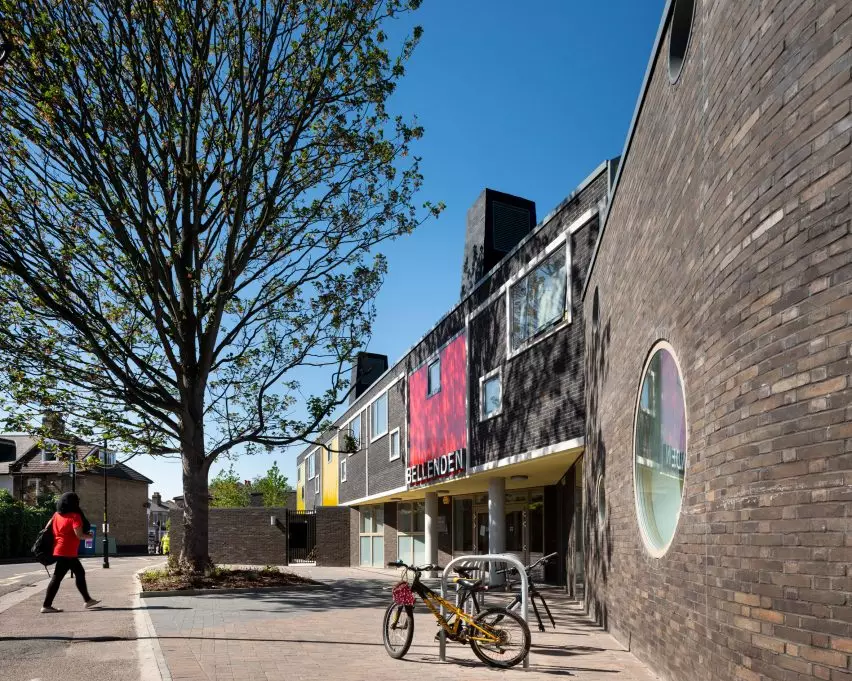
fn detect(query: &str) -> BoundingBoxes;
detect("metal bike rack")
[440,554,530,669]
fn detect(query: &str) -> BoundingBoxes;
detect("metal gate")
[286,510,316,564]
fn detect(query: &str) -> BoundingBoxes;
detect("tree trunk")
[179,416,210,573]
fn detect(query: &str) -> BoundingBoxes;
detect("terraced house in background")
[297,2,851,681]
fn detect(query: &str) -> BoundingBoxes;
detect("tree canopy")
[0,0,438,569]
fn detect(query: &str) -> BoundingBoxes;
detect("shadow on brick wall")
[584,288,613,630]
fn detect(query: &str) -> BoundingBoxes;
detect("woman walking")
[41,492,101,613]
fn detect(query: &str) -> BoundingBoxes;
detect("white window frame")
[479,366,503,421]
[340,456,347,482]
[26,478,41,496]
[344,412,363,454]
[506,232,571,357]
[369,390,389,442]
[427,357,441,397]
[388,427,401,462]
[308,447,319,479]
[326,446,332,464]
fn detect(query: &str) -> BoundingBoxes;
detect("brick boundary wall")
[169,506,351,567]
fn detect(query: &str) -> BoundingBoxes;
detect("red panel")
[409,333,467,468]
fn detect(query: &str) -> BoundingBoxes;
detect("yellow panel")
[322,436,339,506]
[296,461,305,511]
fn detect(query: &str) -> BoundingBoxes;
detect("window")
[389,428,401,461]
[480,369,502,420]
[597,474,606,526]
[307,450,317,478]
[634,342,687,557]
[370,392,388,440]
[300,486,305,501]
[348,413,362,452]
[397,501,425,565]
[668,0,696,83]
[101,450,116,466]
[315,475,320,496]
[427,359,441,396]
[326,447,332,464]
[510,244,567,351]
[297,465,303,483]
[340,456,347,482]
[359,505,385,567]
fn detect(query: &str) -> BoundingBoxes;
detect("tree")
[209,464,250,508]
[252,460,291,507]
[0,0,440,571]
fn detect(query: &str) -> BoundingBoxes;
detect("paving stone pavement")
[0,556,164,681]
[145,566,660,681]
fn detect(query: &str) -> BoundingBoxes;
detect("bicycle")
[382,560,531,668]
[450,553,558,632]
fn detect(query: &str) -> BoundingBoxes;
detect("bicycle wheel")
[468,607,531,669]
[383,603,414,659]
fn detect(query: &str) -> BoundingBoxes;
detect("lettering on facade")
[406,449,466,487]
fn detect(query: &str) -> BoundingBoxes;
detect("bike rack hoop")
[439,554,530,669]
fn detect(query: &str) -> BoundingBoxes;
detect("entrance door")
[475,509,489,553]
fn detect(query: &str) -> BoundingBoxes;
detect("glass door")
[359,505,384,567]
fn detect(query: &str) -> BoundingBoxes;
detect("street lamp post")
[102,440,110,569]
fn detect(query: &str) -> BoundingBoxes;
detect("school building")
[296,2,851,681]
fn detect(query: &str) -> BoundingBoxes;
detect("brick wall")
[584,3,851,681]
[76,475,148,549]
[315,507,351,567]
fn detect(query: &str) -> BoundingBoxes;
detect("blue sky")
[135,0,667,500]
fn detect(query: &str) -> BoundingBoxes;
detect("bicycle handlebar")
[387,560,444,572]
[495,552,559,576]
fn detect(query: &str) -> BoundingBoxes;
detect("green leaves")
[0,0,442,479]
[209,464,251,508]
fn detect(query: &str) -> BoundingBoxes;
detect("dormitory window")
[480,369,502,420]
[427,358,441,396]
[371,392,388,440]
[510,244,567,350]
[389,428,401,461]
[349,413,362,450]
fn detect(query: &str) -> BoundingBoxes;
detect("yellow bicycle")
[382,560,531,668]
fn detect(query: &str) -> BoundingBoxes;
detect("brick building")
[581,2,852,681]
[297,160,609,579]
[0,434,151,551]
[293,2,850,680]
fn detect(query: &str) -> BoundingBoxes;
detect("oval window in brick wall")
[633,341,687,557]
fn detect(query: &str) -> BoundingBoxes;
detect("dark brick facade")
[583,3,851,681]
[310,165,608,506]
[315,506,351,567]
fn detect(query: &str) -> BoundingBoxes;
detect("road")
[0,562,50,598]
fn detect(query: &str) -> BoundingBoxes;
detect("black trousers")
[43,557,91,607]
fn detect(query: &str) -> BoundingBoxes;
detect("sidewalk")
[0,556,163,681]
[145,566,660,681]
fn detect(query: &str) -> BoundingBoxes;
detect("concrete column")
[488,477,506,553]
[425,491,439,571]
[489,477,506,585]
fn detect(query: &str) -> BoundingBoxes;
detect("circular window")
[633,341,687,556]
[596,474,606,526]
[668,0,696,83]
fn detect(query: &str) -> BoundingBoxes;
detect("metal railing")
[440,554,530,669]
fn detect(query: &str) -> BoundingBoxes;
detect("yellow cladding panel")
[322,436,339,506]
[296,461,305,511]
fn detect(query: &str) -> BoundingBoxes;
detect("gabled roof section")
[581,0,675,301]
[0,432,153,483]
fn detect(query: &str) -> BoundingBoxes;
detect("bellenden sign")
[406,448,466,486]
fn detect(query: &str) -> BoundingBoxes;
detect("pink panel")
[409,333,467,468]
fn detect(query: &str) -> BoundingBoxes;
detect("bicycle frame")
[408,572,502,645]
